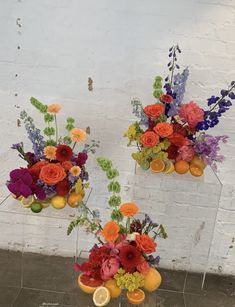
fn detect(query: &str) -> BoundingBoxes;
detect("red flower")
[119,245,142,273]
[144,104,164,119]
[173,123,187,136]
[168,133,190,147]
[56,179,70,196]
[56,145,73,162]
[77,152,88,167]
[160,94,173,104]
[167,145,179,160]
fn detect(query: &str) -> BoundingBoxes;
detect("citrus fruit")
[127,289,145,305]
[190,165,204,177]
[21,195,35,208]
[31,202,43,213]
[41,200,50,208]
[143,268,162,292]
[67,192,83,208]
[190,155,206,170]
[93,286,111,307]
[150,159,165,173]
[78,274,103,294]
[139,160,150,170]
[163,160,175,174]
[51,195,66,209]
[104,279,121,298]
[174,160,189,174]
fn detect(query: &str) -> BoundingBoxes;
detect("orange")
[190,165,204,177]
[67,192,83,208]
[174,160,189,174]
[104,279,121,298]
[150,159,165,173]
[143,268,162,292]
[190,155,206,170]
[78,274,103,294]
[127,289,145,305]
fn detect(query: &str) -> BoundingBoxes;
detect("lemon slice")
[21,195,35,208]
[93,286,110,307]
[164,160,175,174]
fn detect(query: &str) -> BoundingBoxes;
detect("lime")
[139,160,150,170]
[31,202,43,213]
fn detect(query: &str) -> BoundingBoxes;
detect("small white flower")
[126,232,140,241]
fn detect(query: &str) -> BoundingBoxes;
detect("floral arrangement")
[6,97,99,213]
[68,157,167,306]
[125,45,234,177]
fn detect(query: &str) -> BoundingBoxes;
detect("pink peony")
[100,257,120,280]
[176,145,195,162]
[179,102,204,129]
[137,260,150,276]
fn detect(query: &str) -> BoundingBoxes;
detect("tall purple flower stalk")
[194,134,228,170]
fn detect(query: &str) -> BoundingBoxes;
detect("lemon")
[21,195,35,208]
[41,200,50,208]
[93,286,110,307]
[164,160,175,174]
[51,195,66,209]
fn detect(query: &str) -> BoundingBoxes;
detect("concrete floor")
[0,250,235,307]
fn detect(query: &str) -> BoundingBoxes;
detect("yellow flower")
[70,166,81,177]
[70,128,87,142]
[47,104,61,113]
[43,146,56,160]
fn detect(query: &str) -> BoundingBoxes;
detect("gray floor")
[0,250,235,307]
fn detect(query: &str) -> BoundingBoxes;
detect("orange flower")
[120,203,138,217]
[153,122,173,138]
[70,166,81,177]
[47,104,61,113]
[70,128,87,142]
[144,104,164,118]
[39,163,66,186]
[43,146,56,160]
[28,160,48,178]
[140,131,159,148]
[102,221,120,242]
[61,161,73,171]
[136,234,157,254]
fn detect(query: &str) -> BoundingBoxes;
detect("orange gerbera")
[70,128,87,142]
[153,122,173,138]
[61,161,73,171]
[120,203,138,217]
[102,221,120,242]
[47,104,61,113]
[43,146,56,160]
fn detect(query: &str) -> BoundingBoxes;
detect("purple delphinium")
[194,134,229,170]
[20,110,46,160]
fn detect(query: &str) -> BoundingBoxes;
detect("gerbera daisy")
[102,221,120,242]
[70,128,87,142]
[70,166,81,177]
[120,203,138,217]
[56,145,73,162]
[119,245,142,273]
[43,146,56,160]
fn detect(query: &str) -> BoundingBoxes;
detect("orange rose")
[39,163,66,186]
[29,160,49,178]
[120,203,138,217]
[136,234,157,254]
[160,94,173,104]
[140,131,159,148]
[144,104,164,118]
[47,104,61,113]
[102,221,120,242]
[153,122,173,138]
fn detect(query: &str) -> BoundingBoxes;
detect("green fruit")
[31,202,43,213]
[139,160,150,170]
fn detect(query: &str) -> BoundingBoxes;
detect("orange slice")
[127,289,145,305]
[78,274,103,294]
[174,160,189,174]
[190,165,204,177]
[150,159,165,173]
[190,155,206,170]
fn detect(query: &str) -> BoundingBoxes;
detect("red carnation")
[160,94,173,104]
[56,145,73,162]
[56,179,70,196]
[119,245,142,273]
[167,145,179,160]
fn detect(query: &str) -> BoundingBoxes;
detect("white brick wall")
[0,0,235,275]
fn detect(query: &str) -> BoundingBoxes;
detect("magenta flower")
[77,152,88,167]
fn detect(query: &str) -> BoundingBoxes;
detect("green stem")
[169,46,176,86]
[72,142,77,150]
[54,114,58,144]
[126,217,130,233]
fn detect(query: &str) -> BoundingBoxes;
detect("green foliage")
[44,127,55,136]
[106,168,119,179]
[67,215,87,235]
[114,269,145,291]
[63,136,72,145]
[108,181,121,193]
[153,76,163,99]
[97,157,112,171]
[30,97,47,113]
[46,139,57,146]
[124,122,143,145]
[44,113,54,123]
[111,209,123,222]
[65,117,75,131]
[108,195,121,207]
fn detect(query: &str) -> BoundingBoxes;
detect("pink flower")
[177,145,195,162]
[137,260,150,276]
[179,102,204,129]
[101,257,120,280]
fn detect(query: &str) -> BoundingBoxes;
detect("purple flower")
[77,152,88,167]
[7,168,33,198]
[11,142,23,150]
